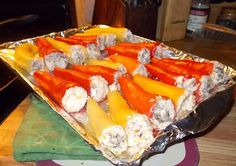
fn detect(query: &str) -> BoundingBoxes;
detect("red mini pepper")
[55,36,82,45]
[161,58,214,76]
[151,58,203,80]
[118,42,160,50]
[145,63,178,85]
[69,35,98,42]
[71,65,116,84]
[54,67,109,102]
[35,37,63,57]
[53,67,91,92]
[55,36,96,47]
[118,42,160,57]
[118,76,156,117]
[70,35,98,46]
[33,71,80,108]
[106,44,151,61]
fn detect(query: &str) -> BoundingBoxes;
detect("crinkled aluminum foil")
[0,25,235,165]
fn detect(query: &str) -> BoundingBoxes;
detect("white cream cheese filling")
[154,45,175,59]
[30,57,45,75]
[104,34,117,47]
[176,90,196,115]
[132,64,148,77]
[99,125,128,155]
[96,35,105,51]
[69,45,88,64]
[114,64,127,82]
[151,96,175,130]
[109,83,118,92]
[96,34,116,51]
[199,75,212,99]
[44,52,68,71]
[126,114,154,152]
[175,76,198,92]
[117,64,127,75]
[86,43,101,59]
[211,61,229,86]
[111,64,127,91]
[90,76,109,102]
[62,86,88,113]
[123,29,134,42]
[137,48,151,64]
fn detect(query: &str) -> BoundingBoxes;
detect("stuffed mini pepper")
[35,38,68,71]
[133,74,196,120]
[118,76,176,130]
[72,33,116,51]
[86,98,128,155]
[107,90,154,153]
[55,36,101,60]
[145,63,197,92]
[118,41,161,58]
[151,58,212,99]
[106,44,151,64]
[109,54,148,77]
[33,71,88,113]
[53,68,108,102]
[71,64,119,84]
[160,58,228,87]
[14,43,44,75]
[46,37,89,65]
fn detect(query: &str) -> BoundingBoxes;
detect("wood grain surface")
[0,99,35,166]
[0,37,235,166]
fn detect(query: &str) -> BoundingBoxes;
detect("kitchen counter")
[0,37,235,166]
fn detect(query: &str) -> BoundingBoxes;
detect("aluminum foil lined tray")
[0,25,236,165]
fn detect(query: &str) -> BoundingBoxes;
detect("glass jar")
[187,0,210,34]
[216,7,236,30]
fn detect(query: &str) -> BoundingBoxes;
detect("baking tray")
[0,25,235,165]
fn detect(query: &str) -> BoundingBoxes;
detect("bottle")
[216,7,236,30]
[187,0,210,34]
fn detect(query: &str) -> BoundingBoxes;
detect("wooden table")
[0,37,235,166]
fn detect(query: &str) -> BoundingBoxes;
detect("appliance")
[0,0,76,123]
